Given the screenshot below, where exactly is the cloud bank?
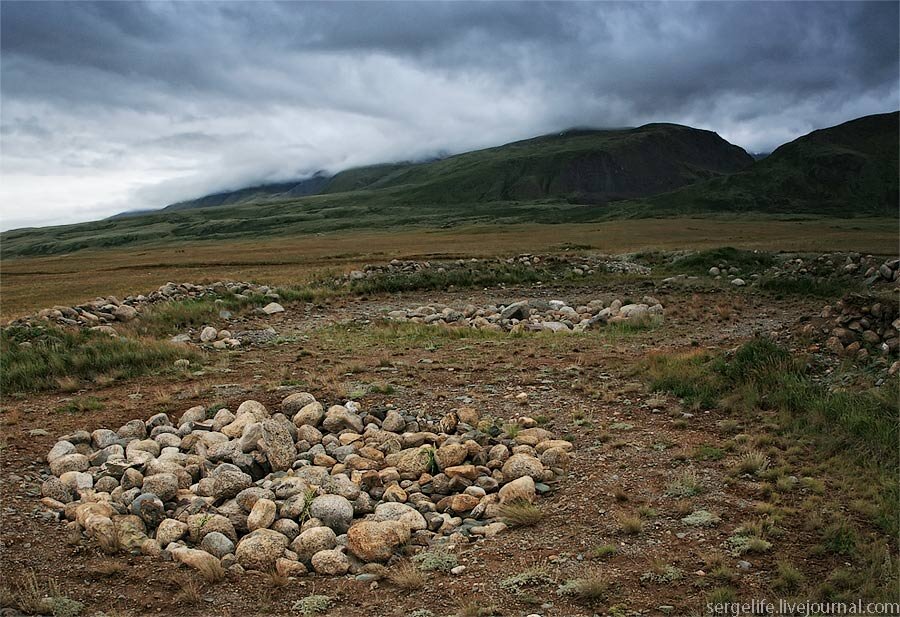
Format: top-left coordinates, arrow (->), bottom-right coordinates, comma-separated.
1,1 -> 897,230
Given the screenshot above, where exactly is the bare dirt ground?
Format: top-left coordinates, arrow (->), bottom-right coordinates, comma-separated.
5,275 -> 882,617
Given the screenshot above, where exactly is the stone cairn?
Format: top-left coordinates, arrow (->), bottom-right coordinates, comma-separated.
41,394 -> 569,578
7,281 -> 279,333
665,253 -> 900,288
385,296 -> 664,333
801,294 -> 900,367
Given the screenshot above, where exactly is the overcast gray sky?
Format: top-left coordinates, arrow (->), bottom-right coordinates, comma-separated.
1,1 -> 897,231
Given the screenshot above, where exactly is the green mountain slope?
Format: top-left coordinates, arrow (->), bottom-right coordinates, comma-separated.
318,124 -> 753,204
150,123 -> 752,212
621,112 -> 899,216
2,114 -> 895,258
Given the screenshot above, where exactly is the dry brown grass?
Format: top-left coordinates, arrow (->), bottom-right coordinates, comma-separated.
617,512 -> 643,535
174,576 -> 202,605
196,559 -> 226,583
498,500 -> 543,527
266,571 -> 289,588
89,560 -> 126,578
3,217 -> 893,319
388,561 -> 426,591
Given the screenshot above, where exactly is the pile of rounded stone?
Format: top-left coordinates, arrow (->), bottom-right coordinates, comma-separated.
6,281 -> 277,332
172,305 -> 284,350
764,253 -> 900,285
340,254 -> 650,284
705,253 -> 900,287
801,294 -> 899,365
386,296 -> 664,332
41,394 -> 568,578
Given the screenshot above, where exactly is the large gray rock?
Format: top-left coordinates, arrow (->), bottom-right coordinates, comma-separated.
310,548 -> 350,575
292,402 -> 324,428
200,531 -> 235,558
501,453 -> 544,481
308,495 -> 354,534
50,453 -> 89,476
500,300 -> 530,320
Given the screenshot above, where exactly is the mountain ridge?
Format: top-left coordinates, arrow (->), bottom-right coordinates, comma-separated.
2,113 -> 895,258
155,123 -> 752,213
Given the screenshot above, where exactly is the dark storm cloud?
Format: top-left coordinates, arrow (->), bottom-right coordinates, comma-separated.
1,1 -> 897,230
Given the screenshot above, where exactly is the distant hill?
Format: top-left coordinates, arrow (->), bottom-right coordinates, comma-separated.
2,114 -> 895,258
623,112 -> 899,216
161,172 -> 331,212
151,123 -> 753,212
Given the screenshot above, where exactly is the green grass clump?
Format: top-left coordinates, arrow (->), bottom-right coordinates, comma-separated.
1,326 -> 198,393
498,500 -> 543,527
822,521 -> 857,556
646,337 -> 899,538
590,544 -> 618,559
556,576 -> 608,604
348,263 -> 544,295
670,247 -> 775,275
773,561 -> 806,593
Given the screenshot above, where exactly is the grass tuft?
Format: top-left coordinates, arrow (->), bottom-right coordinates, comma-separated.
498,500 -> 543,527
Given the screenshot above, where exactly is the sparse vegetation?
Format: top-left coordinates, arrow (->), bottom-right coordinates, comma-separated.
412,549 -> 458,572
665,469 -> 703,497
1,326 -> 197,393
498,500 -> 543,527
292,595 -> 331,616
681,510 -> 721,527
500,567 -> 553,594
773,561 -> 806,592
590,544 -> 618,559
556,575 -> 608,604
617,513 -> 643,535
388,561 -> 426,590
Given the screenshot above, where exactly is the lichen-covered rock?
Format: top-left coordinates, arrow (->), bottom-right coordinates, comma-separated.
290,526 -> 337,564
498,476 -> 535,504
501,453 -> 544,481
247,498 -> 277,531
235,529 -> 289,571
384,447 -> 431,476
310,548 -> 350,575
260,419 -> 296,472
346,520 -> 410,563
156,518 -> 188,546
